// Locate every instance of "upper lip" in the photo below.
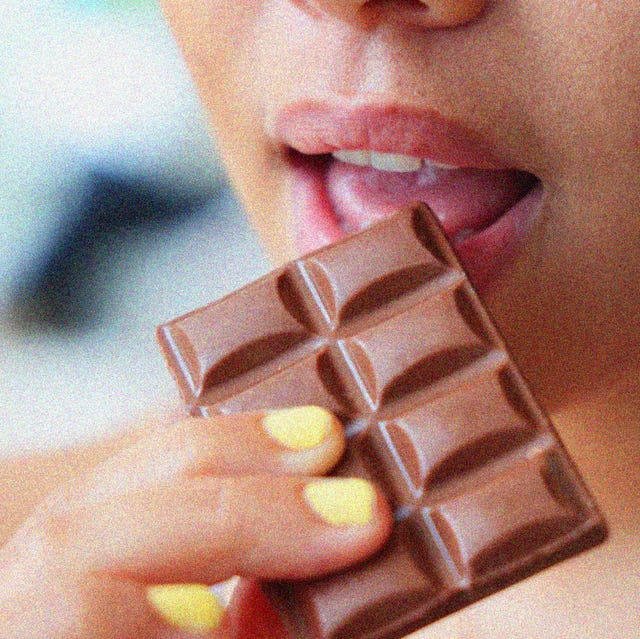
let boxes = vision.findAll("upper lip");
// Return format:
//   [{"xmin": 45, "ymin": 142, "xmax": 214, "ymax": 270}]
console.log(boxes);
[{"xmin": 270, "ymin": 100, "xmax": 511, "ymax": 170}]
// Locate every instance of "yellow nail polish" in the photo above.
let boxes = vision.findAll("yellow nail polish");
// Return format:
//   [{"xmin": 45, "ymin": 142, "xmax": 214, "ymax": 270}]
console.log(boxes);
[
  {"xmin": 304, "ymin": 478, "xmax": 376, "ymax": 526},
  {"xmin": 263, "ymin": 406, "xmax": 332, "ymax": 451},
  {"xmin": 147, "ymin": 584, "xmax": 223, "ymax": 634}
]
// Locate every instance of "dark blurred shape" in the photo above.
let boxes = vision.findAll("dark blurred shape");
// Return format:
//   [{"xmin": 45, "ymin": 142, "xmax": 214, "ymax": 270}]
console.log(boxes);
[{"xmin": 7, "ymin": 168, "xmax": 220, "ymax": 333}]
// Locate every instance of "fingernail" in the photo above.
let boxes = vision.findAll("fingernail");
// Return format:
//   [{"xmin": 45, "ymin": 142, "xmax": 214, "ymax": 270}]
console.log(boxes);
[
  {"xmin": 304, "ymin": 478, "xmax": 376, "ymax": 526},
  {"xmin": 147, "ymin": 584, "xmax": 223, "ymax": 634},
  {"xmin": 263, "ymin": 406, "xmax": 333, "ymax": 451}
]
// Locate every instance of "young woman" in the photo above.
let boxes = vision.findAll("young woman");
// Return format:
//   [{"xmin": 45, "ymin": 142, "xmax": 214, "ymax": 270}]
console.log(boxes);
[{"xmin": 1, "ymin": 1, "xmax": 638, "ymax": 636}]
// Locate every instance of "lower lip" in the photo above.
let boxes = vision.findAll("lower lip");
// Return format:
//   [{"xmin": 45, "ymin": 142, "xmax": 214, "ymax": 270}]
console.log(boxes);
[{"xmin": 289, "ymin": 155, "xmax": 544, "ymax": 294}]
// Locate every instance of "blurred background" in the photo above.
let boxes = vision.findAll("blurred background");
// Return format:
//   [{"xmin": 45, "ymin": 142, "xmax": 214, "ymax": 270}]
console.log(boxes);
[{"xmin": 0, "ymin": 0, "xmax": 268, "ymax": 453}]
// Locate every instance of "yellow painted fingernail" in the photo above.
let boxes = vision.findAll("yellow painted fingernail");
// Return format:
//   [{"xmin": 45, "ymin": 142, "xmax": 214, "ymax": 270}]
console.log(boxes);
[
  {"xmin": 147, "ymin": 584, "xmax": 223, "ymax": 634},
  {"xmin": 263, "ymin": 406, "xmax": 333, "ymax": 451},
  {"xmin": 304, "ymin": 478, "xmax": 376, "ymax": 526}
]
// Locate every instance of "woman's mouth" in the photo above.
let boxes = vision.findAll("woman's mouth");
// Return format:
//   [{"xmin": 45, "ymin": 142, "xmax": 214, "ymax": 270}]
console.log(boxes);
[{"xmin": 273, "ymin": 104, "xmax": 543, "ymax": 293}]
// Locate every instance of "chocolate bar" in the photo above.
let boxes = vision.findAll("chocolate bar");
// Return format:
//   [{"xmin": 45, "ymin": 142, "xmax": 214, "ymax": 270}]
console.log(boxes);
[{"xmin": 157, "ymin": 204, "xmax": 606, "ymax": 639}]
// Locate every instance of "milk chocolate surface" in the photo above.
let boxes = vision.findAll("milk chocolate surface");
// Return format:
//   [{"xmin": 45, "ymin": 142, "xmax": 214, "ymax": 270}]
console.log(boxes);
[{"xmin": 157, "ymin": 204, "xmax": 606, "ymax": 639}]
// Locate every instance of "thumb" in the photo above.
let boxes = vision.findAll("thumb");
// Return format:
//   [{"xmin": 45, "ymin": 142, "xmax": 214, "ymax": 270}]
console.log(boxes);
[
  {"xmin": 145, "ymin": 579, "xmax": 287, "ymax": 638},
  {"xmin": 146, "ymin": 584, "xmax": 226, "ymax": 637}
]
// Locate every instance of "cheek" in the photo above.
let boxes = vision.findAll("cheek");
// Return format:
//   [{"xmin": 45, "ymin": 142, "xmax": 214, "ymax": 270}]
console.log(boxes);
[
  {"xmin": 160, "ymin": 2, "xmax": 255, "ymax": 131},
  {"xmin": 160, "ymin": 1, "xmax": 294, "ymax": 263}
]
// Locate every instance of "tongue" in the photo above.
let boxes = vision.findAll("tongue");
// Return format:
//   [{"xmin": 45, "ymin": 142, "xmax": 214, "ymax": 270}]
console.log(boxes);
[{"xmin": 325, "ymin": 160, "xmax": 535, "ymax": 241}]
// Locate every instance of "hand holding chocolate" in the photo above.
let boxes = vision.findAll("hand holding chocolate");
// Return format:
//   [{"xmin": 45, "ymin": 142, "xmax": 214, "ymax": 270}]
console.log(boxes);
[{"xmin": 157, "ymin": 204, "xmax": 606, "ymax": 639}]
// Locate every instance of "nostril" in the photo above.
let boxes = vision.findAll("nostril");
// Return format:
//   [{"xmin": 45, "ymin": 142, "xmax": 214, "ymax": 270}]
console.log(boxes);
[
  {"xmin": 425, "ymin": 0, "xmax": 487, "ymax": 26},
  {"xmin": 295, "ymin": 0, "xmax": 427, "ymax": 24},
  {"xmin": 369, "ymin": 0, "xmax": 487, "ymax": 28},
  {"xmin": 368, "ymin": 0, "xmax": 434, "ymax": 28},
  {"xmin": 365, "ymin": 0, "xmax": 430, "ymax": 10},
  {"xmin": 363, "ymin": 0, "xmax": 430, "ymax": 19},
  {"xmin": 299, "ymin": 0, "xmax": 486, "ymax": 29}
]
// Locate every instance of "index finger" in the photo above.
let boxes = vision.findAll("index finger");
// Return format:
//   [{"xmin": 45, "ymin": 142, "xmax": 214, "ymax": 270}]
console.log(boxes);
[{"xmin": 62, "ymin": 406, "xmax": 346, "ymax": 505}]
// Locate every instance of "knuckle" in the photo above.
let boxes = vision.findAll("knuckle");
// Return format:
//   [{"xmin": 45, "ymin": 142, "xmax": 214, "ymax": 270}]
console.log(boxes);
[
  {"xmin": 74, "ymin": 577, "xmax": 155, "ymax": 639},
  {"xmin": 206, "ymin": 478, "xmax": 250, "ymax": 554},
  {"xmin": 164, "ymin": 417, "xmax": 211, "ymax": 475},
  {"xmin": 34, "ymin": 486, "xmax": 92, "ymax": 566},
  {"xmin": 38, "ymin": 500, "xmax": 84, "ymax": 558}
]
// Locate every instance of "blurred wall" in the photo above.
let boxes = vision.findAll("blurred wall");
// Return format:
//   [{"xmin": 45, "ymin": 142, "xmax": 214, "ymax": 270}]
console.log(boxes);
[{"xmin": 0, "ymin": 0, "xmax": 268, "ymax": 452}]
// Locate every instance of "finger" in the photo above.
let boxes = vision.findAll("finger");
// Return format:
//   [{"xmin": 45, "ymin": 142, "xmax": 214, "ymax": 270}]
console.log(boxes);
[
  {"xmin": 0, "ymin": 409, "xmax": 166, "ymax": 545},
  {"xmin": 65, "ymin": 406, "xmax": 346, "ymax": 503},
  {"xmin": 186, "ymin": 406, "xmax": 345, "ymax": 475},
  {"xmin": 0, "ymin": 557, "xmax": 170, "ymax": 639},
  {"xmin": 42, "ymin": 475, "xmax": 392, "ymax": 585}
]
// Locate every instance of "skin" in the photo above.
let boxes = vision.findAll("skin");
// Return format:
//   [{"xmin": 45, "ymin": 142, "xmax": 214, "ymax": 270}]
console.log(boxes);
[
  {"xmin": 1, "ymin": 1, "xmax": 639, "ymax": 637},
  {"xmin": 160, "ymin": 0, "xmax": 640, "ymax": 412},
  {"xmin": 0, "ymin": 413, "xmax": 391, "ymax": 638}
]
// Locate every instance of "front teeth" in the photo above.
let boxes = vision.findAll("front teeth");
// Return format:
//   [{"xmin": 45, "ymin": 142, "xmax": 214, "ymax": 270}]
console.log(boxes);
[
  {"xmin": 371, "ymin": 152, "xmax": 423, "ymax": 172},
  {"xmin": 331, "ymin": 149, "xmax": 373, "ymax": 168},
  {"xmin": 331, "ymin": 150, "xmax": 458, "ymax": 173},
  {"xmin": 332, "ymin": 150, "xmax": 421, "ymax": 172}
]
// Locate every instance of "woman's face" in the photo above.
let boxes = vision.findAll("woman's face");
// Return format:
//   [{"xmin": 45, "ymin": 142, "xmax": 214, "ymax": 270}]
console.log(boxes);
[{"xmin": 160, "ymin": 0, "xmax": 640, "ymax": 412}]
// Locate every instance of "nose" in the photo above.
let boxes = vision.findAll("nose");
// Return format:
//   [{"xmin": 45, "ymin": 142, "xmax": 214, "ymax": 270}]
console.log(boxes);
[{"xmin": 302, "ymin": 0, "xmax": 487, "ymax": 28}]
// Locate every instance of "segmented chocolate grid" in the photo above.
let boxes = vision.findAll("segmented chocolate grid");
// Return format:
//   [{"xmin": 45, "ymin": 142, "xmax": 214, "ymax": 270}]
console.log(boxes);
[{"xmin": 157, "ymin": 205, "xmax": 606, "ymax": 639}]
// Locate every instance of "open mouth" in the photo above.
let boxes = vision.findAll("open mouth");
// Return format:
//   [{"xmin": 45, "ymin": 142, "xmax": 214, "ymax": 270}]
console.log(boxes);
[
  {"xmin": 287, "ymin": 147, "xmax": 543, "ymax": 292},
  {"xmin": 271, "ymin": 102, "xmax": 544, "ymax": 293},
  {"xmin": 290, "ymin": 148, "xmax": 539, "ymax": 238}
]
